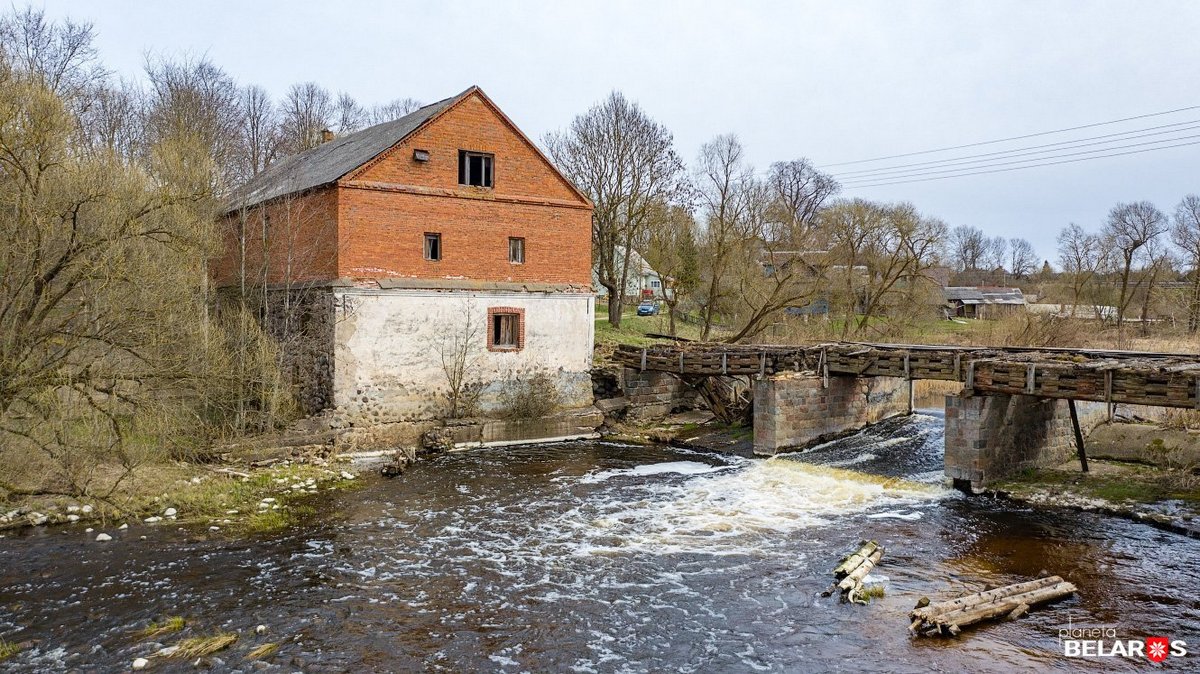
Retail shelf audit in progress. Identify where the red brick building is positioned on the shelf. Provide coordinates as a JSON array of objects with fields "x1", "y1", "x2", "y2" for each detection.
[{"x1": 216, "y1": 86, "x2": 596, "y2": 432}]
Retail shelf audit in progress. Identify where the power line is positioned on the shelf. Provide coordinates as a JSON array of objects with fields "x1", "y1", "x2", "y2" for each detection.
[
  {"x1": 841, "y1": 138, "x2": 1200, "y2": 189},
  {"x1": 838, "y1": 132, "x2": 1200, "y2": 185},
  {"x1": 830, "y1": 118, "x2": 1200, "y2": 178},
  {"x1": 822, "y1": 104, "x2": 1200, "y2": 168}
]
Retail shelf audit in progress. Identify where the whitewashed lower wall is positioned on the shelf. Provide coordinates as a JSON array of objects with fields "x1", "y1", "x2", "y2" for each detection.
[{"x1": 332, "y1": 289, "x2": 594, "y2": 422}]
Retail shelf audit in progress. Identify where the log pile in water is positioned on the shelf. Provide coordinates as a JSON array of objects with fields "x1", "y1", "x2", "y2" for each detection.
[
  {"x1": 909, "y1": 575, "x2": 1077, "y2": 636},
  {"x1": 824, "y1": 540, "x2": 884, "y2": 604}
]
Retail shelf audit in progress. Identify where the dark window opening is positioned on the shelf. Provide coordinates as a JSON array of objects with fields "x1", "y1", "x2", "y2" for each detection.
[
  {"x1": 509, "y1": 237, "x2": 525, "y2": 264},
  {"x1": 458, "y1": 150, "x2": 494, "y2": 187},
  {"x1": 424, "y1": 233, "x2": 441, "y2": 261},
  {"x1": 492, "y1": 313, "x2": 518, "y2": 349}
]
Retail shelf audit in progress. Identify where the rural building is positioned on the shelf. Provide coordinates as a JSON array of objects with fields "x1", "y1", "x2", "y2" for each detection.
[
  {"x1": 213, "y1": 86, "x2": 596, "y2": 439},
  {"x1": 593, "y1": 246, "x2": 672, "y2": 301},
  {"x1": 944, "y1": 286, "x2": 1026, "y2": 319}
]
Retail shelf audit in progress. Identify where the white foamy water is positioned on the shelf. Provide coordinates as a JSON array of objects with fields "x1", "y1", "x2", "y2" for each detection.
[
  {"x1": 562, "y1": 457, "x2": 953, "y2": 555},
  {"x1": 580, "y1": 460, "x2": 732, "y2": 483}
]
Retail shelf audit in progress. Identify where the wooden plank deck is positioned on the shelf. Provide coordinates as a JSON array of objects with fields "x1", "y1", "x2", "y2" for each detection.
[{"x1": 611, "y1": 342, "x2": 1200, "y2": 410}]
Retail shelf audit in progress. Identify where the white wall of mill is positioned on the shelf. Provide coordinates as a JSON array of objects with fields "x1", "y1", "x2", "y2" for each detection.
[{"x1": 332, "y1": 289, "x2": 595, "y2": 421}]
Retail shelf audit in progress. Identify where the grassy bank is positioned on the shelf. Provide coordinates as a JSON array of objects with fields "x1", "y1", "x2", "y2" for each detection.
[{"x1": 0, "y1": 457, "x2": 364, "y2": 536}]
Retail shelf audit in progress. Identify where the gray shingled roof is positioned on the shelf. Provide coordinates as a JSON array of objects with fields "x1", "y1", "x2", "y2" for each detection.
[
  {"x1": 225, "y1": 88, "x2": 470, "y2": 213},
  {"x1": 944, "y1": 287, "x2": 985, "y2": 303}
]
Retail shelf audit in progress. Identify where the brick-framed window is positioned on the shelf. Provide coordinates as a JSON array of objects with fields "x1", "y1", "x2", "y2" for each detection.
[
  {"x1": 487, "y1": 307, "x2": 525, "y2": 352},
  {"x1": 458, "y1": 150, "x2": 494, "y2": 188},
  {"x1": 508, "y1": 237, "x2": 525, "y2": 264},
  {"x1": 424, "y1": 232, "x2": 441, "y2": 261}
]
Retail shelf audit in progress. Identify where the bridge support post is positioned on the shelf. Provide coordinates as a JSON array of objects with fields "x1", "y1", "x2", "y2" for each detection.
[
  {"x1": 944, "y1": 392, "x2": 1108, "y2": 493},
  {"x1": 752, "y1": 373, "x2": 909, "y2": 455}
]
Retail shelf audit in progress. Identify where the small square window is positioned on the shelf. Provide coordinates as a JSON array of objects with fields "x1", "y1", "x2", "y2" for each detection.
[
  {"x1": 509, "y1": 237, "x2": 525, "y2": 264},
  {"x1": 487, "y1": 307, "x2": 524, "y2": 351},
  {"x1": 458, "y1": 150, "x2": 494, "y2": 187},
  {"x1": 424, "y1": 233, "x2": 441, "y2": 261}
]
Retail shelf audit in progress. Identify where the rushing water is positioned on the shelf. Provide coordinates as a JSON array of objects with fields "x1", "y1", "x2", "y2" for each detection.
[{"x1": 2, "y1": 410, "x2": 1200, "y2": 672}]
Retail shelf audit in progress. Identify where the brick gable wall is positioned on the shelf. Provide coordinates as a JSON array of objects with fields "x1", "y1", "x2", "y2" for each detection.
[{"x1": 212, "y1": 90, "x2": 592, "y2": 288}]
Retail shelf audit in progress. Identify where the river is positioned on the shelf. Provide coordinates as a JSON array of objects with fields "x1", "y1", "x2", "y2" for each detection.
[{"x1": 2, "y1": 410, "x2": 1198, "y2": 672}]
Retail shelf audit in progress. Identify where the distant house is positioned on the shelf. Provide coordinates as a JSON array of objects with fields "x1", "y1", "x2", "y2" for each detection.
[
  {"x1": 944, "y1": 286, "x2": 1026, "y2": 319},
  {"x1": 593, "y1": 246, "x2": 672, "y2": 301}
]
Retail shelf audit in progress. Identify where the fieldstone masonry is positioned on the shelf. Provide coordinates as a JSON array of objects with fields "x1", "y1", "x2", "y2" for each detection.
[
  {"x1": 620, "y1": 368, "x2": 698, "y2": 421},
  {"x1": 944, "y1": 393, "x2": 1113, "y2": 492},
  {"x1": 752, "y1": 373, "x2": 911, "y2": 455}
]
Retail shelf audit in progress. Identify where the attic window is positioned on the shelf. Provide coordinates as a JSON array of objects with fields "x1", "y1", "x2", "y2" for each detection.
[{"x1": 458, "y1": 150, "x2": 493, "y2": 187}]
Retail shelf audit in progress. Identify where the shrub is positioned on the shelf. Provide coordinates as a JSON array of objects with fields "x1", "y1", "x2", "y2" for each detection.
[{"x1": 498, "y1": 371, "x2": 561, "y2": 419}]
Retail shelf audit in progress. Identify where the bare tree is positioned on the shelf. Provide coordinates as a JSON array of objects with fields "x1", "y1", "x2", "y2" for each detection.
[
  {"x1": 144, "y1": 54, "x2": 244, "y2": 192},
  {"x1": 950, "y1": 225, "x2": 988, "y2": 272},
  {"x1": 236, "y1": 84, "x2": 279, "y2": 181},
  {"x1": 370, "y1": 97, "x2": 422, "y2": 124},
  {"x1": 1172, "y1": 194, "x2": 1200, "y2": 332},
  {"x1": 986, "y1": 236, "x2": 1008, "y2": 274},
  {"x1": 1007, "y1": 237, "x2": 1037, "y2": 280},
  {"x1": 334, "y1": 91, "x2": 367, "y2": 134},
  {"x1": 545, "y1": 91, "x2": 683, "y2": 326},
  {"x1": 825, "y1": 200, "x2": 945, "y2": 337},
  {"x1": 642, "y1": 203, "x2": 700, "y2": 336},
  {"x1": 1103, "y1": 200, "x2": 1168, "y2": 339},
  {"x1": 694, "y1": 134, "x2": 758, "y2": 340},
  {"x1": 0, "y1": 7, "x2": 103, "y2": 103},
  {"x1": 1056, "y1": 223, "x2": 1104, "y2": 316},
  {"x1": 280, "y1": 81, "x2": 334, "y2": 153}
]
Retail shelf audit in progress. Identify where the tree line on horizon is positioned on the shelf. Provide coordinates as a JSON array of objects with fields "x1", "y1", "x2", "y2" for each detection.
[{"x1": 544, "y1": 92, "x2": 1200, "y2": 345}]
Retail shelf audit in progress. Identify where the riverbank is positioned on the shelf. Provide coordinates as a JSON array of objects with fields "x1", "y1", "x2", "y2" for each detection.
[{"x1": 0, "y1": 448, "x2": 366, "y2": 538}]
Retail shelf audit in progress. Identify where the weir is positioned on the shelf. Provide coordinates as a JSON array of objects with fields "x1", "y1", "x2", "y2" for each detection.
[{"x1": 613, "y1": 341, "x2": 1200, "y2": 491}]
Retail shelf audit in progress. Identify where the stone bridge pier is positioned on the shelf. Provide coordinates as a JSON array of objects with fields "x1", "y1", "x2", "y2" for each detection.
[
  {"x1": 944, "y1": 393, "x2": 1110, "y2": 493},
  {"x1": 752, "y1": 373, "x2": 912, "y2": 455}
]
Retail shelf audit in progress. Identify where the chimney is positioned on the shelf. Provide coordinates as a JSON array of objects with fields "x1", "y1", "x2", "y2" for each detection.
[{"x1": 320, "y1": 128, "x2": 335, "y2": 143}]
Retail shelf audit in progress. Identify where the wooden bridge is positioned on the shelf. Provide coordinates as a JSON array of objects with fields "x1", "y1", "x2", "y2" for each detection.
[
  {"x1": 613, "y1": 341, "x2": 1200, "y2": 409},
  {"x1": 613, "y1": 341, "x2": 1200, "y2": 491}
]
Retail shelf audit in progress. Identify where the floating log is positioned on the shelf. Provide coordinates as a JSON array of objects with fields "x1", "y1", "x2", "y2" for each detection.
[
  {"x1": 823, "y1": 541, "x2": 884, "y2": 603},
  {"x1": 910, "y1": 575, "x2": 1076, "y2": 636},
  {"x1": 833, "y1": 540, "x2": 878, "y2": 577}
]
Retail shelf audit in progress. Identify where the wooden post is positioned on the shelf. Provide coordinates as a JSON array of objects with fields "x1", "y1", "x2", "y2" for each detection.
[
  {"x1": 908, "y1": 379, "x2": 915, "y2": 414},
  {"x1": 1068, "y1": 399, "x2": 1089, "y2": 473}
]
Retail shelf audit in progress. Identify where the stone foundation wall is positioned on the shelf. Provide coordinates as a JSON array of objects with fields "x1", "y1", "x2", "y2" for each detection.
[
  {"x1": 620, "y1": 368, "x2": 698, "y2": 421},
  {"x1": 752, "y1": 373, "x2": 911, "y2": 455}
]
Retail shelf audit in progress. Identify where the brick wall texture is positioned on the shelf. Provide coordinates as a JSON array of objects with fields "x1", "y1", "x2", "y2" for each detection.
[
  {"x1": 212, "y1": 90, "x2": 592, "y2": 289},
  {"x1": 753, "y1": 373, "x2": 910, "y2": 455}
]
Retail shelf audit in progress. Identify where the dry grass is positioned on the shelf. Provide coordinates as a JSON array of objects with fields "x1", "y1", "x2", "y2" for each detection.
[
  {"x1": 139, "y1": 616, "x2": 185, "y2": 638},
  {"x1": 171, "y1": 632, "x2": 238, "y2": 658},
  {"x1": 245, "y1": 642, "x2": 280, "y2": 660}
]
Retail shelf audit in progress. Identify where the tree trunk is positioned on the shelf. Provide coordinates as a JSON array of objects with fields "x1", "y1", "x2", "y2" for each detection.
[
  {"x1": 606, "y1": 288, "x2": 622, "y2": 326},
  {"x1": 1190, "y1": 270, "x2": 1200, "y2": 333}
]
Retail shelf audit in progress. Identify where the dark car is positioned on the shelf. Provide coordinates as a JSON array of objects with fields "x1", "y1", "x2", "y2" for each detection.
[{"x1": 636, "y1": 301, "x2": 659, "y2": 316}]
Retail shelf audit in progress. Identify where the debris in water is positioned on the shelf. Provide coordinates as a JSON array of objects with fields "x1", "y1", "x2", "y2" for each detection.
[
  {"x1": 909, "y1": 575, "x2": 1076, "y2": 636},
  {"x1": 823, "y1": 540, "x2": 884, "y2": 604}
]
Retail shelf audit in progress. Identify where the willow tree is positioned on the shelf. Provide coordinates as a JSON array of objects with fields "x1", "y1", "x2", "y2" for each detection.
[
  {"x1": 545, "y1": 91, "x2": 683, "y2": 326},
  {"x1": 0, "y1": 69, "x2": 217, "y2": 498}
]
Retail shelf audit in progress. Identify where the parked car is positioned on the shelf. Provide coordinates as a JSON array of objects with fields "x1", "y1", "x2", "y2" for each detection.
[{"x1": 636, "y1": 300, "x2": 659, "y2": 316}]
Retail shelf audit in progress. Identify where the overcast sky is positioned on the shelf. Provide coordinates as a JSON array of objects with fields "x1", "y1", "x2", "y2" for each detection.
[{"x1": 39, "y1": 0, "x2": 1200, "y2": 264}]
